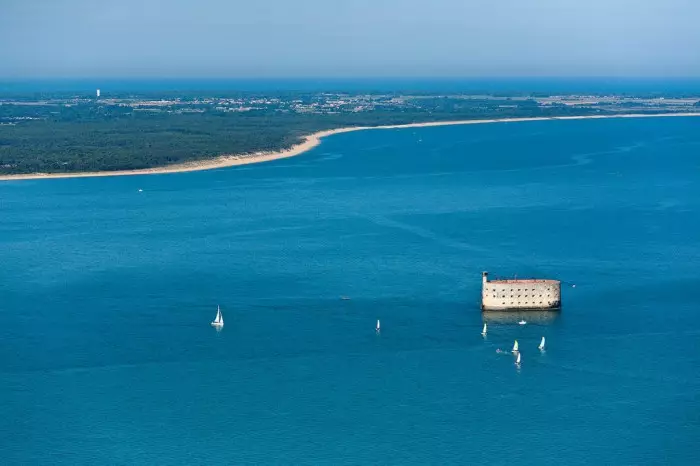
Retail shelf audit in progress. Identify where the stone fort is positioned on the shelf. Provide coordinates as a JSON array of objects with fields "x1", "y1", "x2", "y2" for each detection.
[{"x1": 481, "y1": 271, "x2": 561, "y2": 311}]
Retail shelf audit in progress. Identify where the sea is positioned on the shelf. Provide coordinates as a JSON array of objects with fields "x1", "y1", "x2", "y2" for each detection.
[
  {"x1": 3, "y1": 77, "x2": 700, "y2": 95},
  {"x1": 1, "y1": 115, "x2": 699, "y2": 464}
]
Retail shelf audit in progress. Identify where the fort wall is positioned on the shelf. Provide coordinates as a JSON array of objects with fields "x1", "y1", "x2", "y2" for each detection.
[{"x1": 481, "y1": 272, "x2": 561, "y2": 311}]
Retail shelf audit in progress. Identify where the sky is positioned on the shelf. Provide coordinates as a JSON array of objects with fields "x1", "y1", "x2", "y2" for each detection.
[{"x1": 0, "y1": 0, "x2": 699, "y2": 78}]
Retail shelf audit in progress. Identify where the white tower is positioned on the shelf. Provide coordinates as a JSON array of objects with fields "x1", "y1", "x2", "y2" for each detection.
[{"x1": 96, "y1": 89, "x2": 101, "y2": 98}]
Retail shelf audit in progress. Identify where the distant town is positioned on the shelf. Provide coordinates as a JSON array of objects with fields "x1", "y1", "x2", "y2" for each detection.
[{"x1": 2, "y1": 91, "x2": 699, "y2": 124}]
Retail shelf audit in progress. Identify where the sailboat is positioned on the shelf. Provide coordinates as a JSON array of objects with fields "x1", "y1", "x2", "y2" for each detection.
[
  {"x1": 481, "y1": 323, "x2": 487, "y2": 336},
  {"x1": 376, "y1": 319, "x2": 381, "y2": 333},
  {"x1": 538, "y1": 337, "x2": 546, "y2": 351},
  {"x1": 512, "y1": 340, "x2": 519, "y2": 353},
  {"x1": 515, "y1": 352, "x2": 521, "y2": 366},
  {"x1": 211, "y1": 305, "x2": 224, "y2": 328}
]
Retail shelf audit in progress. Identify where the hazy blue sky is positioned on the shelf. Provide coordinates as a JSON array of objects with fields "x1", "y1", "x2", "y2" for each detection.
[{"x1": 1, "y1": 0, "x2": 698, "y2": 78}]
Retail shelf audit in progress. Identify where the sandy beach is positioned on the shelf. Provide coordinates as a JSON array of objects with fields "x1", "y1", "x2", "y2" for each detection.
[{"x1": 2, "y1": 112, "x2": 699, "y2": 181}]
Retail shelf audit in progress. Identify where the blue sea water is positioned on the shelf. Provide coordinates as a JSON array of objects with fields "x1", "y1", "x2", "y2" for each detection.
[
  {"x1": 1, "y1": 116, "x2": 700, "y2": 464},
  {"x1": 3, "y1": 77, "x2": 700, "y2": 95}
]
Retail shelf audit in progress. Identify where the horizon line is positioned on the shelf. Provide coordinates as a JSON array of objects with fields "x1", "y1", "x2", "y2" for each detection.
[{"x1": 3, "y1": 76, "x2": 700, "y2": 82}]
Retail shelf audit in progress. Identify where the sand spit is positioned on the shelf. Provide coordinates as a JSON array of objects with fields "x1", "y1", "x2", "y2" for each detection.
[{"x1": 2, "y1": 112, "x2": 699, "y2": 181}]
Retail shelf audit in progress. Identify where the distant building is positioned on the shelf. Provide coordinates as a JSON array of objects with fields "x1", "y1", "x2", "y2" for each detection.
[{"x1": 481, "y1": 272, "x2": 561, "y2": 311}]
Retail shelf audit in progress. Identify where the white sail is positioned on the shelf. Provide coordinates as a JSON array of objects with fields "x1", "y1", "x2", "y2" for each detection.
[
  {"x1": 539, "y1": 337, "x2": 545, "y2": 351},
  {"x1": 376, "y1": 319, "x2": 381, "y2": 332},
  {"x1": 482, "y1": 323, "x2": 487, "y2": 335},
  {"x1": 211, "y1": 305, "x2": 224, "y2": 327},
  {"x1": 512, "y1": 340, "x2": 519, "y2": 352},
  {"x1": 516, "y1": 352, "x2": 521, "y2": 365}
]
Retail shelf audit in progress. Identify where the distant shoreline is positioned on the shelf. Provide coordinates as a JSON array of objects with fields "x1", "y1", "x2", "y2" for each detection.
[{"x1": 2, "y1": 112, "x2": 700, "y2": 181}]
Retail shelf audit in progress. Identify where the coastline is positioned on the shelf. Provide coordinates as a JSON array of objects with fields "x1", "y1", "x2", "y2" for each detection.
[{"x1": 2, "y1": 112, "x2": 699, "y2": 181}]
